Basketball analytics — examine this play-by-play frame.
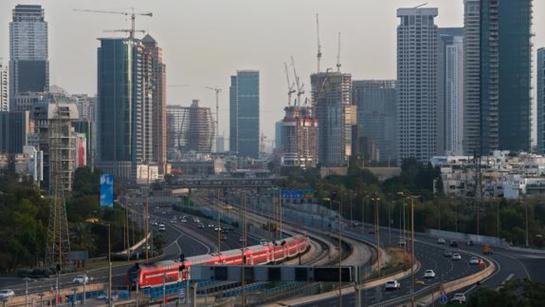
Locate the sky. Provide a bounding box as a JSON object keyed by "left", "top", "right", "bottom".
{"left": 1, "top": 0, "right": 544, "bottom": 145}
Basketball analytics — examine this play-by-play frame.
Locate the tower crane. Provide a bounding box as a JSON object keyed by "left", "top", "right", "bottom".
{"left": 316, "top": 14, "right": 322, "bottom": 73}
{"left": 74, "top": 8, "right": 152, "bottom": 40}
{"left": 336, "top": 32, "right": 342, "bottom": 72}
{"left": 205, "top": 86, "right": 222, "bottom": 150}
{"left": 284, "top": 62, "right": 296, "bottom": 106}
{"left": 290, "top": 56, "right": 305, "bottom": 106}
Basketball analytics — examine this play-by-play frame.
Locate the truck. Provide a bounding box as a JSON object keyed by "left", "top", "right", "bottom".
{"left": 483, "top": 244, "right": 493, "bottom": 255}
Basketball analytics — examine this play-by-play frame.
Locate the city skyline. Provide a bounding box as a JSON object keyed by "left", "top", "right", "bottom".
{"left": 0, "top": 0, "right": 544, "bottom": 143}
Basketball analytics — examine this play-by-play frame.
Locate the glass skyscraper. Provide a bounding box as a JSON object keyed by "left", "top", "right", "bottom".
{"left": 538, "top": 48, "right": 545, "bottom": 153}
{"left": 229, "top": 70, "right": 260, "bottom": 158}
{"left": 9, "top": 4, "right": 49, "bottom": 111}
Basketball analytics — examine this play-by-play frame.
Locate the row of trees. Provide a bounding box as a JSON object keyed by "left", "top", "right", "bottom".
{"left": 0, "top": 167, "right": 142, "bottom": 272}
{"left": 282, "top": 159, "right": 545, "bottom": 247}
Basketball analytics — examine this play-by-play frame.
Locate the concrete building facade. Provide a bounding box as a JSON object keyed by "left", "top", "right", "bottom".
{"left": 396, "top": 8, "right": 439, "bottom": 163}
{"left": 280, "top": 105, "right": 318, "bottom": 168}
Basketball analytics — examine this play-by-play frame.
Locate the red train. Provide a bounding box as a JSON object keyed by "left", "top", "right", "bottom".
{"left": 127, "top": 235, "right": 309, "bottom": 288}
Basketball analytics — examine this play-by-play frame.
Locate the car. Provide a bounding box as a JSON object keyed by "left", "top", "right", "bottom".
{"left": 208, "top": 224, "right": 215, "bottom": 228}
{"left": 469, "top": 256, "right": 480, "bottom": 265}
{"left": 0, "top": 289, "right": 15, "bottom": 299}
{"left": 424, "top": 269, "right": 436, "bottom": 279}
{"left": 73, "top": 274, "right": 89, "bottom": 284}
{"left": 450, "top": 241, "right": 458, "bottom": 248}
{"left": 384, "top": 280, "right": 401, "bottom": 290}
{"left": 398, "top": 239, "right": 407, "bottom": 247}
{"left": 466, "top": 240, "right": 474, "bottom": 246}
{"left": 158, "top": 224, "right": 166, "bottom": 232}
{"left": 443, "top": 250, "right": 453, "bottom": 257}
{"left": 181, "top": 219, "right": 187, "bottom": 223}
{"left": 214, "top": 227, "right": 222, "bottom": 232}
{"left": 197, "top": 223, "right": 205, "bottom": 229}
{"left": 451, "top": 293, "right": 466, "bottom": 304}
{"left": 452, "top": 253, "right": 462, "bottom": 261}
{"left": 437, "top": 238, "right": 446, "bottom": 245}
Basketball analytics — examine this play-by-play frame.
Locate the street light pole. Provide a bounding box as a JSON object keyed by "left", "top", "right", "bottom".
{"left": 337, "top": 199, "right": 343, "bottom": 307}
{"left": 525, "top": 201, "right": 529, "bottom": 247}
{"left": 108, "top": 224, "right": 112, "bottom": 307}
{"left": 410, "top": 196, "right": 416, "bottom": 307}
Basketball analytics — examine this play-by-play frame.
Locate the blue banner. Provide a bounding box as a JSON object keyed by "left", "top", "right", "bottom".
{"left": 100, "top": 174, "right": 114, "bottom": 207}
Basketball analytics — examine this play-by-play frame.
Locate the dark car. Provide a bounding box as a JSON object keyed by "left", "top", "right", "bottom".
{"left": 450, "top": 241, "right": 458, "bottom": 248}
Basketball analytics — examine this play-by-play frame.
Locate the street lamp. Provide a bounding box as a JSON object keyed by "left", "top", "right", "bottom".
{"left": 398, "top": 192, "right": 419, "bottom": 307}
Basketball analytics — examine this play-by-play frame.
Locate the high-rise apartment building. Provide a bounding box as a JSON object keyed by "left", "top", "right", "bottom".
{"left": 352, "top": 80, "right": 397, "bottom": 163}
{"left": 0, "top": 64, "right": 7, "bottom": 112}
{"left": 311, "top": 71, "right": 355, "bottom": 167}
{"left": 538, "top": 48, "right": 545, "bottom": 153}
{"left": 96, "top": 38, "right": 155, "bottom": 180}
{"left": 438, "top": 28, "right": 464, "bottom": 155}
{"left": 280, "top": 105, "right": 318, "bottom": 168}
{"left": 396, "top": 8, "right": 439, "bottom": 164}
{"left": 9, "top": 5, "right": 49, "bottom": 111}
{"left": 463, "top": 0, "right": 531, "bottom": 155}
{"left": 229, "top": 70, "right": 260, "bottom": 158}
{"left": 142, "top": 35, "right": 167, "bottom": 173}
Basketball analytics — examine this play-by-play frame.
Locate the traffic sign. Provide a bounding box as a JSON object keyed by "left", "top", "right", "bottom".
{"left": 439, "top": 293, "right": 448, "bottom": 304}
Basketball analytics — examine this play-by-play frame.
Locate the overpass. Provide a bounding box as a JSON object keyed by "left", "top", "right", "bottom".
{"left": 165, "top": 176, "right": 285, "bottom": 189}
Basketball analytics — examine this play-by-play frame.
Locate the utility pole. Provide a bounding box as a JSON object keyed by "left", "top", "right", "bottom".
{"left": 108, "top": 224, "right": 112, "bottom": 307}
{"left": 410, "top": 196, "right": 416, "bottom": 307}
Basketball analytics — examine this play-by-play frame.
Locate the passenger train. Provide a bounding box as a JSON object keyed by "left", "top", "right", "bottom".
{"left": 127, "top": 235, "right": 309, "bottom": 288}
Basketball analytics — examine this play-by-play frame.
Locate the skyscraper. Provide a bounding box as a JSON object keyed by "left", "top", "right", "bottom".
{"left": 438, "top": 28, "right": 464, "bottom": 155}
{"left": 497, "top": 0, "right": 532, "bottom": 151}
{"left": 280, "top": 105, "right": 318, "bottom": 168}
{"left": 142, "top": 34, "right": 167, "bottom": 173}
{"left": 187, "top": 100, "right": 215, "bottom": 154}
{"left": 0, "top": 64, "right": 7, "bottom": 112}
{"left": 352, "top": 80, "right": 397, "bottom": 163}
{"left": 396, "top": 8, "right": 439, "bottom": 163}
{"left": 311, "top": 71, "right": 355, "bottom": 167}
{"left": 9, "top": 5, "right": 49, "bottom": 111}
{"left": 538, "top": 48, "right": 545, "bottom": 153}
{"left": 229, "top": 70, "right": 260, "bottom": 158}
{"left": 96, "top": 38, "right": 155, "bottom": 180}
{"left": 463, "top": 0, "right": 532, "bottom": 155}
{"left": 0, "top": 111, "right": 31, "bottom": 154}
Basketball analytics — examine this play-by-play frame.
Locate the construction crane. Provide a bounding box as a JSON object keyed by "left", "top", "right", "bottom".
{"left": 414, "top": 2, "right": 428, "bottom": 9}
{"left": 205, "top": 86, "right": 222, "bottom": 150}
{"left": 290, "top": 56, "right": 305, "bottom": 106}
{"left": 316, "top": 14, "right": 322, "bottom": 73}
{"left": 74, "top": 8, "right": 152, "bottom": 40}
{"left": 336, "top": 32, "right": 342, "bottom": 72}
{"left": 284, "top": 62, "right": 296, "bottom": 106}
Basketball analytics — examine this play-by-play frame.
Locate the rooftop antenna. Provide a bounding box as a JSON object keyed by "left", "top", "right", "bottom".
{"left": 336, "top": 32, "right": 342, "bottom": 72}
{"left": 414, "top": 2, "right": 428, "bottom": 9}
{"left": 316, "top": 14, "right": 322, "bottom": 73}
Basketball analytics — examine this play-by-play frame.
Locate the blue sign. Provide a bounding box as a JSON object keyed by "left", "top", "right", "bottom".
{"left": 100, "top": 174, "right": 114, "bottom": 207}
{"left": 281, "top": 189, "right": 304, "bottom": 199}
{"left": 439, "top": 293, "right": 448, "bottom": 305}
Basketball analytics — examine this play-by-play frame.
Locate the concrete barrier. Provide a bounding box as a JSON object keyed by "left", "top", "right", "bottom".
{"left": 6, "top": 283, "right": 105, "bottom": 306}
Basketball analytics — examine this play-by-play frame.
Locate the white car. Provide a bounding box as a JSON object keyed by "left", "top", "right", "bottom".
{"left": 158, "top": 224, "right": 166, "bottom": 232}
{"left": 384, "top": 280, "right": 401, "bottom": 290}
{"left": 451, "top": 293, "right": 466, "bottom": 304}
{"left": 0, "top": 289, "right": 15, "bottom": 299}
{"left": 424, "top": 269, "right": 436, "bottom": 279}
{"left": 73, "top": 274, "right": 89, "bottom": 284}
{"left": 469, "top": 256, "right": 480, "bottom": 265}
{"left": 452, "top": 253, "right": 462, "bottom": 261}
{"left": 437, "top": 238, "right": 446, "bottom": 245}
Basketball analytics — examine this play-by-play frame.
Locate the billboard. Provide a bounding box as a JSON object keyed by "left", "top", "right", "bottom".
{"left": 100, "top": 174, "right": 114, "bottom": 207}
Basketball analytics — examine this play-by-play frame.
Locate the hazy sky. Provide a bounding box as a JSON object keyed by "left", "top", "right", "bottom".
{"left": 1, "top": 0, "right": 544, "bottom": 144}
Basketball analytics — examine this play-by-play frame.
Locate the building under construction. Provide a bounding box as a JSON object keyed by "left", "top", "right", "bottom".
{"left": 280, "top": 105, "right": 317, "bottom": 168}
{"left": 166, "top": 100, "right": 214, "bottom": 159}
{"left": 311, "top": 71, "right": 356, "bottom": 167}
